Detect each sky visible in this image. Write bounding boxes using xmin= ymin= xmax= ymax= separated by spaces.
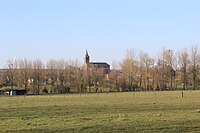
xmin=0 ymin=0 xmax=200 ymax=68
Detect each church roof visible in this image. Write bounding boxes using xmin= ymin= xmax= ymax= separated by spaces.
xmin=90 ymin=62 xmax=110 ymax=66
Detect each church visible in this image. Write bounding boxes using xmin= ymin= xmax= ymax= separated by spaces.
xmin=84 ymin=50 xmax=110 ymax=74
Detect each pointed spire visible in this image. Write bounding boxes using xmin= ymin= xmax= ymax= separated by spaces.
xmin=86 ymin=50 xmax=89 ymax=57
xmin=84 ymin=49 xmax=90 ymax=64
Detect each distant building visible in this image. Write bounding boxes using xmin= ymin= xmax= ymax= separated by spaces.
xmin=84 ymin=50 xmax=110 ymax=74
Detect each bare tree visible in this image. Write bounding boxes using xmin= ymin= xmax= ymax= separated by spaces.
xmin=178 ymin=49 xmax=190 ymax=90
xmin=151 ymin=58 xmax=162 ymax=90
xmin=33 ymin=59 xmax=45 ymax=94
xmin=165 ymin=49 xmax=176 ymax=90
xmin=156 ymin=48 xmax=176 ymax=90
xmin=56 ymin=59 xmax=66 ymax=93
xmin=17 ymin=59 xmax=32 ymax=90
xmin=109 ymin=61 xmax=121 ymax=91
xmin=0 ymin=70 xmax=8 ymax=87
xmin=65 ymin=59 xmax=82 ymax=92
xmin=89 ymin=65 xmax=106 ymax=92
xmin=138 ymin=51 xmax=145 ymax=90
xmin=139 ymin=51 xmax=154 ymax=91
xmin=190 ymin=45 xmax=200 ymax=90
xmin=121 ymin=48 xmax=138 ymax=91
xmin=46 ymin=59 xmax=58 ymax=93
xmin=6 ymin=58 xmax=17 ymax=89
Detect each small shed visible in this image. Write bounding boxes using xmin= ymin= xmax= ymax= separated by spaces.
xmin=10 ymin=89 xmax=27 ymax=96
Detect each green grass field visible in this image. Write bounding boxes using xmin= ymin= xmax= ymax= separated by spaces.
xmin=0 ymin=91 xmax=200 ymax=133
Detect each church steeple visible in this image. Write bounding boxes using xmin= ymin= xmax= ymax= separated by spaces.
xmin=84 ymin=50 xmax=90 ymax=64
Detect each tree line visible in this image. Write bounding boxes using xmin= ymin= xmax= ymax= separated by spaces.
xmin=0 ymin=45 xmax=200 ymax=94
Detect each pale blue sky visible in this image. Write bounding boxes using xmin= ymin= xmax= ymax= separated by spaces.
xmin=0 ymin=0 xmax=200 ymax=67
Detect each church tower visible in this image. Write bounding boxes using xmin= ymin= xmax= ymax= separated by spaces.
xmin=84 ymin=50 xmax=90 ymax=70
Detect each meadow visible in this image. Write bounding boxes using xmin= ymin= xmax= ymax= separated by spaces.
xmin=0 ymin=91 xmax=200 ymax=133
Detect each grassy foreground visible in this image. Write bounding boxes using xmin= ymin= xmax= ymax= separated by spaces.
xmin=0 ymin=91 xmax=200 ymax=133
